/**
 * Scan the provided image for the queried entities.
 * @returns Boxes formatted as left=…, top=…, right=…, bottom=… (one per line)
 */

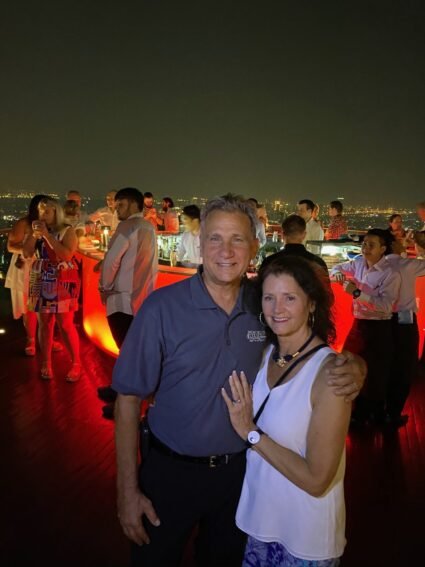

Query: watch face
left=247, top=430, right=261, bottom=445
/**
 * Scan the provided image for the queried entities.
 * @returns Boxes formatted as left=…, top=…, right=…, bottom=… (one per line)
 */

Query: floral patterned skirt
left=242, top=536, right=341, bottom=567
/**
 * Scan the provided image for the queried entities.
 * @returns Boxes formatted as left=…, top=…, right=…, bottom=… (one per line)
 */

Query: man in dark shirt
left=262, top=214, right=328, bottom=273
left=112, top=196, right=364, bottom=567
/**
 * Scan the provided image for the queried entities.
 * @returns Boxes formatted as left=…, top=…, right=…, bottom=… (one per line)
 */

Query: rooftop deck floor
left=0, top=284, right=424, bottom=567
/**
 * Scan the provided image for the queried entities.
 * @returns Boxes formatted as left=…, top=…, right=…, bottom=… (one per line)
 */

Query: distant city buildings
left=0, top=191, right=421, bottom=231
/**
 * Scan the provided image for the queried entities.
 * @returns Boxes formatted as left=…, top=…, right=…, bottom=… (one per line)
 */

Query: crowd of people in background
left=4, top=189, right=425, bottom=566
left=5, top=191, right=425, bottom=377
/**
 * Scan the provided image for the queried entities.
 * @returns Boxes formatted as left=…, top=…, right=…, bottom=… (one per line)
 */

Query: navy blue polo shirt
left=112, top=269, right=266, bottom=456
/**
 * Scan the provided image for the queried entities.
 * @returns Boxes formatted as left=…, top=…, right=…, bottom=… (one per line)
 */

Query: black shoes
left=102, top=403, right=115, bottom=420
left=385, top=414, right=409, bottom=428
left=98, top=386, right=117, bottom=420
left=97, top=385, right=117, bottom=403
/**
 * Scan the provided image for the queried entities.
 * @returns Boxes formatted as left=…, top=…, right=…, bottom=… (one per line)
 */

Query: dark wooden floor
left=1, top=283, right=424, bottom=567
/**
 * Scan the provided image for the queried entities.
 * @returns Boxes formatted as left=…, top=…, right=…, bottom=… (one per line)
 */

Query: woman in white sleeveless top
left=222, top=256, right=352, bottom=566
left=5, top=195, right=47, bottom=355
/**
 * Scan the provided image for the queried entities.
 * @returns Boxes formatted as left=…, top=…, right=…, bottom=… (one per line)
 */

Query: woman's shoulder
left=11, top=216, right=30, bottom=233
left=57, top=224, right=75, bottom=236
left=311, top=350, right=346, bottom=400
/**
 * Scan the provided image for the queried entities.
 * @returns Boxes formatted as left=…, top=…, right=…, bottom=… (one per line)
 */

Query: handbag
left=15, top=255, right=24, bottom=269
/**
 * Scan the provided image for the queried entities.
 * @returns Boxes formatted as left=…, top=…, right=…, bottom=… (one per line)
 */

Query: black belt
left=150, top=433, right=244, bottom=468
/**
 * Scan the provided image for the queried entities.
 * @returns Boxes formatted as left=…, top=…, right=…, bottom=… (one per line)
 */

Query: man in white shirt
left=97, top=187, right=158, bottom=416
left=297, top=199, right=324, bottom=254
left=176, top=204, right=201, bottom=266
left=99, top=187, right=158, bottom=347
left=89, top=190, right=119, bottom=232
left=247, top=198, right=267, bottom=247
left=385, top=239, right=425, bottom=426
left=331, top=229, right=401, bottom=425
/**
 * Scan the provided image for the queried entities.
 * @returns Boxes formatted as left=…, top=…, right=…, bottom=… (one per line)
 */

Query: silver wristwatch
left=247, top=429, right=263, bottom=447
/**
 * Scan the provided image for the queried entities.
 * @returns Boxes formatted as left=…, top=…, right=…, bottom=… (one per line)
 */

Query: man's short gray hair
left=201, top=193, right=258, bottom=238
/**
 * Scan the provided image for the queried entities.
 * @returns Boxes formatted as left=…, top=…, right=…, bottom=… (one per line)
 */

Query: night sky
left=1, top=1, right=424, bottom=206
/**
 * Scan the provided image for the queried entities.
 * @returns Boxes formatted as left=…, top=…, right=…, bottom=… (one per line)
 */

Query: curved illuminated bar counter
left=78, top=243, right=196, bottom=357
left=77, top=235, right=425, bottom=360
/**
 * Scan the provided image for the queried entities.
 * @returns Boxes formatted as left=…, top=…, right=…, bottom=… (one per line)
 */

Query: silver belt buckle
left=209, top=455, right=218, bottom=468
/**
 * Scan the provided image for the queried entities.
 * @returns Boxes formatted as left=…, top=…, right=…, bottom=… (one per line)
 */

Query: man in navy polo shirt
left=112, top=194, right=366, bottom=567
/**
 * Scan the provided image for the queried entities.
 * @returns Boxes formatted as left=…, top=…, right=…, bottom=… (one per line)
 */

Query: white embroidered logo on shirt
left=246, top=330, right=266, bottom=342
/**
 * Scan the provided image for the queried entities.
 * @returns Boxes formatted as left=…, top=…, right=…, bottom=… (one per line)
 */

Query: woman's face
left=38, top=204, right=56, bottom=226
left=390, top=216, right=402, bottom=231
left=262, top=273, right=314, bottom=340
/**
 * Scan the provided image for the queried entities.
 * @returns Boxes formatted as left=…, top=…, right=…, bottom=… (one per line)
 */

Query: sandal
left=40, top=364, right=53, bottom=380
left=25, top=339, right=36, bottom=357
left=66, top=363, right=81, bottom=383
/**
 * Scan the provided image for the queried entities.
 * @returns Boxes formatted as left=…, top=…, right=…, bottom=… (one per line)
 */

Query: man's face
left=161, top=200, right=169, bottom=212
left=200, top=210, right=258, bottom=287
left=115, top=198, right=134, bottom=221
left=144, top=197, right=154, bottom=209
left=296, top=203, right=311, bottom=221
left=67, top=193, right=82, bottom=207
left=106, top=192, right=117, bottom=210
left=361, top=235, right=386, bottom=265
left=181, top=214, right=193, bottom=230
left=328, top=206, right=338, bottom=217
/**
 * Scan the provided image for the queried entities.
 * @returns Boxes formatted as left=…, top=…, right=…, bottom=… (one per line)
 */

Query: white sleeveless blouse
left=236, top=345, right=346, bottom=560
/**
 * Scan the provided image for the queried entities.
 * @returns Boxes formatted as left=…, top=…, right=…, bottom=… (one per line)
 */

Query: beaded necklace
left=272, top=332, right=316, bottom=368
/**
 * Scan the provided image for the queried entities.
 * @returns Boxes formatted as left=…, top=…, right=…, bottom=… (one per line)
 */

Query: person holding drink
left=23, top=197, right=81, bottom=381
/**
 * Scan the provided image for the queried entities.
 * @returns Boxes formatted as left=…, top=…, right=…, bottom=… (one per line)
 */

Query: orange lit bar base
left=80, top=253, right=196, bottom=357
left=80, top=252, right=425, bottom=360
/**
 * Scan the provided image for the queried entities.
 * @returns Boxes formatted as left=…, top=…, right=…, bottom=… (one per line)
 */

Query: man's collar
left=365, top=255, right=388, bottom=271
left=189, top=266, right=246, bottom=311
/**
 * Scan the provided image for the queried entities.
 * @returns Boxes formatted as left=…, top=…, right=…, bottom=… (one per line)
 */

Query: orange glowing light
left=81, top=254, right=425, bottom=361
